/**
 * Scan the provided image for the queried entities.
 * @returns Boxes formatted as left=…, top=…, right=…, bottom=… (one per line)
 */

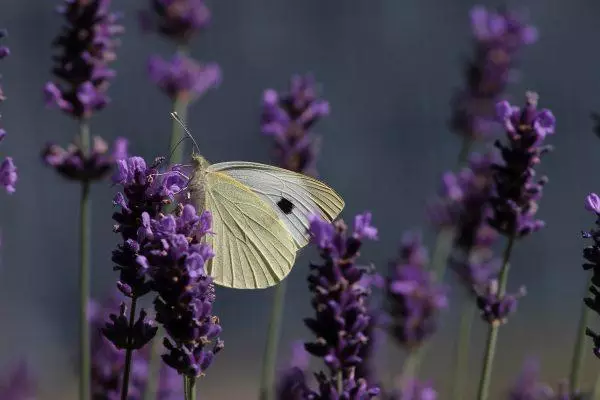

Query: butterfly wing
left=203, top=170, right=297, bottom=289
left=207, top=161, right=345, bottom=248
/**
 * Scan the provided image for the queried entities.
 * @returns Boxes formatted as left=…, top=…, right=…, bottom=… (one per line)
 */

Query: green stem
left=457, top=138, right=473, bottom=166
left=476, top=236, right=515, bottom=400
left=120, top=297, right=138, bottom=400
left=336, top=370, right=343, bottom=394
left=569, top=278, right=592, bottom=397
left=169, top=96, right=190, bottom=166
left=259, top=280, right=287, bottom=400
left=592, top=368, right=600, bottom=400
left=399, top=349, right=420, bottom=392
left=430, top=228, right=456, bottom=281
left=451, top=300, right=476, bottom=400
left=79, top=121, right=91, bottom=400
left=185, top=376, right=197, bottom=400
left=143, top=332, right=162, bottom=400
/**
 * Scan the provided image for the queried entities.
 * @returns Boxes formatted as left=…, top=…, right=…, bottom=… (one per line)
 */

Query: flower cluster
left=0, top=30, right=16, bottom=194
left=304, top=213, right=380, bottom=399
left=386, top=232, right=447, bottom=350
left=488, top=92, right=555, bottom=238
left=261, top=75, right=330, bottom=175
left=143, top=203, right=223, bottom=377
left=44, top=0, right=124, bottom=119
left=0, top=363, right=35, bottom=400
left=111, top=156, right=223, bottom=377
left=42, top=136, right=127, bottom=182
left=475, top=279, right=526, bottom=326
left=509, top=359, right=570, bottom=400
left=140, top=0, right=210, bottom=44
left=90, top=295, right=183, bottom=399
left=148, top=53, right=221, bottom=103
left=450, top=6, right=537, bottom=140
left=582, top=193, right=600, bottom=358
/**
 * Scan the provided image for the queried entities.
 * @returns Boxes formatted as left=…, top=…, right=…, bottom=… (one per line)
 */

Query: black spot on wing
left=276, top=197, right=294, bottom=214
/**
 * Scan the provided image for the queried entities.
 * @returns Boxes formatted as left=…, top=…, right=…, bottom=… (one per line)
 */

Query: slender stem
left=457, top=138, right=473, bottom=166
left=120, top=297, right=138, bottom=400
left=336, top=370, right=343, bottom=394
left=185, top=376, right=197, bottom=400
left=143, top=333, right=162, bottom=400
left=169, top=96, right=190, bottom=166
left=451, top=300, right=476, bottom=400
left=477, top=236, right=515, bottom=400
left=79, top=121, right=91, bottom=400
left=569, top=277, right=592, bottom=397
left=259, top=280, right=287, bottom=400
left=399, top=349, right=420, bottom=392
left=430, top=228, right=456, bottom=281
left=593, top=368, right=600, bottom=400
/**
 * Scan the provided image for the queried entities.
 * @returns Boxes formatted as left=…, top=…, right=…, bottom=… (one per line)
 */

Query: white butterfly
left=169, top=112, right=345, bottom=289
left=187, top=154, right=345, bottom=289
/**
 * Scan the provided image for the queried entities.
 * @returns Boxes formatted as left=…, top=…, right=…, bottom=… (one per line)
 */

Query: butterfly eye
left=277, top=198, right=295, bottom=215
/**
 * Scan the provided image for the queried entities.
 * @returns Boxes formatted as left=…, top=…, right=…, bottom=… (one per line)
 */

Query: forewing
left=208, top=161, right=345, bottom=248
left=204, top=170, right=297, bottom=289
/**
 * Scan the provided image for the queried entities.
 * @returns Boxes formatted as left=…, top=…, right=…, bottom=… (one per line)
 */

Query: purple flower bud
left=586, top=193, right=600, bottom=214
left=139, top=0, right=211, bottom=43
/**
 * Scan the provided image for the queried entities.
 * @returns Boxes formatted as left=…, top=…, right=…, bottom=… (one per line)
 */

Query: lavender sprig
left=140, top=0, right=210, bottom=44
left=303, top=213, right=380, bottom=399
left=275, top=342, right=310, bottom=400
left=477, top=93, right=555, bottom=400
left=0, top=30, right=17, bottom=195
left=259, top=74, right=330, bottom=400
left=43, top=3, right=124, bottom=399
left=509, top=359, right=571, bottom=400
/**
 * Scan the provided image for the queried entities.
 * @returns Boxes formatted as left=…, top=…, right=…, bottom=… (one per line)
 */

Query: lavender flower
left=276, top=342, right=310, bottom=400
left=90, top=296, right=183, bottom=399
left=509, top=359, right=571, bottom=400
left=450, top=6, right=537, bottom=140
left=488, top=92, right=555, bottom=238
left=140, top=0, right=210, bottom=44
left=42, top=136, right=127, bottom=182
left=44, top=0, right=124, bottom=119
left=261, top=75, right=330, bottom=175
left=386, top=232, right=447, bottom=350
left=111, top=156, right=187, bottom=298
left=582, top=193, right=600, bottom=358
left=145, top=204, right=223, bottom=377
left=0, top=30, right=16, bottom=194
left=303, top=213, right=380, bottom=399
left=0, top=363, right=35, bottom=400
left=476, top=279, right=526, bottom=326
left=148, top=53, right=221, bottom=102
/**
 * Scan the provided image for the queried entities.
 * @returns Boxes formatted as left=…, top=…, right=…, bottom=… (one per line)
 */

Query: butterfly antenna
left=170, top=112, right=201, bottom=155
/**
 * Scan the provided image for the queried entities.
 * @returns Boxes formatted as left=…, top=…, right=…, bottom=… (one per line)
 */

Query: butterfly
left=171, top=113, right=345, bottom=289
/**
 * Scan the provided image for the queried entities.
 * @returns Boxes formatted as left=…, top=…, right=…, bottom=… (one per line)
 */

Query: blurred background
left=0, top=0, right=598, bottom=398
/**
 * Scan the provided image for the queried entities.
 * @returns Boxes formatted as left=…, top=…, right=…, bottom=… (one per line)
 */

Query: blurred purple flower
left=276, top=342, right=310, bottom=400
left=139, top=0, right=210, bottom=44
left=488, top=92, right=555, bottom=238
left=476, top=279, right=525, bottom=326
left=388, top=379, right=438, bottom=400
left=90, top=295, right=183, bottom=399
left=148, top=53, right=221, bottom=102
left=450, top=6, right=536, bottom=140
left=143, top=203, right=223, bottom=377
left=0, top=363, right=35, bottom=400
left=304, top=213, right=380, bottom=399
left=509, top=358, right=571, bottom=400
left=42, top=136, right=128, bottom=182
left=261, top=74, right=330, bottom=176
left=0, top=30, right=17, bottom=194
left=386, top=232, right=448, bottom=350
left=44, top=0, right=124, bottom=119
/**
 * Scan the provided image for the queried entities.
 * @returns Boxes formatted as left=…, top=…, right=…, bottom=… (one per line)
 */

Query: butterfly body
left=187, top=153, right=344, bottom=289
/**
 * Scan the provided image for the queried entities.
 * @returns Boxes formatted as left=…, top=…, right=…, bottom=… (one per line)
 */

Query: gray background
left=0, top=0, right=597, bottom=398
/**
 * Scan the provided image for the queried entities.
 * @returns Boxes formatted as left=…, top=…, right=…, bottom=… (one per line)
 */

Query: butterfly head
left=191, top=154, right=210, bottom=172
